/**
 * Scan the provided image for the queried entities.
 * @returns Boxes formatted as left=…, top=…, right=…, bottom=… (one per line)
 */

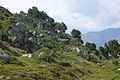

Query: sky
left=0, top=0, right=120, bottom=33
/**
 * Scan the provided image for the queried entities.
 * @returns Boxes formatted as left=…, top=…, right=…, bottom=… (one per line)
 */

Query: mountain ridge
left=82, top=28, right=120, bottom=47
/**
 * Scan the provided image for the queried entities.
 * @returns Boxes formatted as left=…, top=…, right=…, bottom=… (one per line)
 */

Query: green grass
left=0, top=51, right=120, bottom=80
left=0, top=41, right=120, bottom=80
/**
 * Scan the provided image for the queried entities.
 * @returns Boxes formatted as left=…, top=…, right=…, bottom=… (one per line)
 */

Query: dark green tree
left=48, top=17, right=54, bottom=23
left=71, top=29, right=81, bottom=38
left=107, top=40, right=119, bottom=58
left=20, top=11, right=26, bottom=15
left=54, top=22, right=67, bottom=33
left=85, top=42, right=96, bottom=51
left=61, top=22, right=67, bottom=32
left=99, top=46, right=109, bottom=59
left=28, top=7, right=49, bottom=20
left=28, top=7, right=40, bottom=19
left=59, top=33, right=71, bottom=39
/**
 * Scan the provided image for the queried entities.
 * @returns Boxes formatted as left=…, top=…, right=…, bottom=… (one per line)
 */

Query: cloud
left=62, top=0, right=120, bottom=33
left=39, top=0, right=120, bottom=33
left=37, top=0, right=102, bottom=33
left=0, top=0, right=120, bottom=33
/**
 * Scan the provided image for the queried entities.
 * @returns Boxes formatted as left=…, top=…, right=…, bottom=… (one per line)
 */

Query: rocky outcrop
left=0, top=6, right=12, bottom=14
left=0, top=6, right=69, bottom=52
left=0, top=51, right=9, bottom=57
left=38, top=22, right=54, bottom=31
left=0, top=51, right=10, bottom=63
left=78, top=51, right=90, bottom=61
left=7, top=20, right=68, bottom=52
left=8, top=22, right=26, bottom=36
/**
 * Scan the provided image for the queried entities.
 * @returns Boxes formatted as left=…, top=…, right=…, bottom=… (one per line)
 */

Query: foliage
left=71, top=29, right=81, bottom=38
left=48, top=17, right=54, bottom=23
left=58, top=33, right=71, bottom=39
left=107, top=40, right=120, bottom=58
left=98, top=40, right=120, bottom=59
left=28, top=6, right=49, bottom=20
left=54, top=22, right=67, bottom=33
left=85, top=42, right=96, bottom=51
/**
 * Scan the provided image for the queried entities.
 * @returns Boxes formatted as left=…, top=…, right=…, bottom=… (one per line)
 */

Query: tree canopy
left=71, top=29, right=81, bottom=38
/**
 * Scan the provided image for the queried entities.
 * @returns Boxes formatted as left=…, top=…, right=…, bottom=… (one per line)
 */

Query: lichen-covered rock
left=78, top=51, right=90, bottom=61
left=0, top=56, right=10, bottom=63
left=8, top=23, right=26, bottom=36
left=38, top=22, right=54, bottom=31
left=0, top=51, right=10, bottom=63
left=0, top=51, right=9, bottom=57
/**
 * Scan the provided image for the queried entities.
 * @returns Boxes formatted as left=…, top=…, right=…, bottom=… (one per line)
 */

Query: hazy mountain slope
left=112, top=34, right=120, bottom=43
left=82, top=28, right=120, bottom=47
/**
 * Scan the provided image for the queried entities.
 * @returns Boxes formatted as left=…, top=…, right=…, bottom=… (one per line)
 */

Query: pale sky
left=0, top=0, right=120, bottom=33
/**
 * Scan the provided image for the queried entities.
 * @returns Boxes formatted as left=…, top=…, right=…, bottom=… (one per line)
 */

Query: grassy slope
left=0, top=49, right=120, bottom=80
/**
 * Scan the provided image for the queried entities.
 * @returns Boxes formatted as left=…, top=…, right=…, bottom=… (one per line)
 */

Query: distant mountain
left=82, top=28, right=120, bottom=47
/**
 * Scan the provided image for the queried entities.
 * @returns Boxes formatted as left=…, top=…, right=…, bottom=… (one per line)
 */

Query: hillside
left=0, top=6, right=120, bottom=80
left=0, top=40, right=120, bottom=80
left=82, top=28, right=120, bottom=47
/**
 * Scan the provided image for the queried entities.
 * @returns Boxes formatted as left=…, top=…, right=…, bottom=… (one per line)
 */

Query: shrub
left=112, top=60, right=118, bottom=66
